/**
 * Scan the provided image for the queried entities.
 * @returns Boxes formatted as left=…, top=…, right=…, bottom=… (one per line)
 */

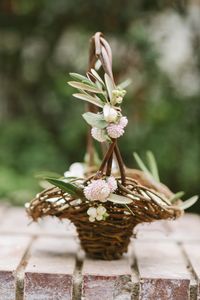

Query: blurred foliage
left=0, top=0, right=199, bottom=211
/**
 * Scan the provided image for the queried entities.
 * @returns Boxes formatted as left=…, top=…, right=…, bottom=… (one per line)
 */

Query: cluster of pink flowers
left=91, top=116, right=128, bottom=142
left=84, top=176, right=117, bottom=202
left=107, top=116, right=128, bottom=139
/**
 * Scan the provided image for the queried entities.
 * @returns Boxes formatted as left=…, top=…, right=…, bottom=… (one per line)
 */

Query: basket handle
left=86, top=32, right=114, bottom=167
left=88, top=32, right=114, bottom=81
left=86, top=32, right=126, bottom=184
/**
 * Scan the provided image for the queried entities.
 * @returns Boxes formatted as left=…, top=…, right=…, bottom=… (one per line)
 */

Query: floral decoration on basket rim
left=26, top=32, right=198, bottom=260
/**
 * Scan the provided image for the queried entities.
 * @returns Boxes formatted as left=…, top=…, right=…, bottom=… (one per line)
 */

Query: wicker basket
left=26, top=32, right=184, bottom=260
left=27, top=174, right=182, bottom=260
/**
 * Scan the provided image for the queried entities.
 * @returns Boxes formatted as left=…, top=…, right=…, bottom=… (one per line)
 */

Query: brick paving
left=0, top=204, right=199, bottom=299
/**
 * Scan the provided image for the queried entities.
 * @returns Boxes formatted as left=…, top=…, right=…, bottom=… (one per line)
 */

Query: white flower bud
left=111, top=89, right=126, bottom=105
left=96, top=205, right=107, bottom=220
left=87, top=207, right=97, bottom=218
left=64, top=162, right=85, bottom=178
left=87, top=205, right=108, bottom=222
left=89, top=216, right=95, bottom=222
left=96, top=214, right=103, bottom=221
left=96, top=205, right=106, bottom=215
left=115, top=96, right=123, bottom=104
left=103, top=104, right=118, bottom=123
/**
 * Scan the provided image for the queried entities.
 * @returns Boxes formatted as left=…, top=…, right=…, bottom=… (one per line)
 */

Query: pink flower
left=119, top=116, right=128, bottom=128
left=106, top=124, right=124, bottom=138
left=91, top=127, right=107, bottom=142
left=106, top=176, right=117, bottom=192
left=84, top=179, right=110, bottom=202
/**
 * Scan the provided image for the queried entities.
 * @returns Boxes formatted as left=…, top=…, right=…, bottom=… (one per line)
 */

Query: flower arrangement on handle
left=26, top=32, right=198, bottom=260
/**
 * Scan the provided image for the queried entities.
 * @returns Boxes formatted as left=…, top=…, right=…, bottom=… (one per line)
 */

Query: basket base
left=74, top=220, right=135, bottom=260
left=83, top=245, right=128, bottom=260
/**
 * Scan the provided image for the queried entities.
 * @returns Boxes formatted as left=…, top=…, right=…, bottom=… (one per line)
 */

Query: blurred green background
left=0, top=0, right=199, bottom=211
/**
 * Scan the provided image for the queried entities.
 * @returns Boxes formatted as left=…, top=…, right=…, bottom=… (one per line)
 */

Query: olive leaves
left=68, top=71, right=115, bottom=129
left=179, top=195, right=198, bottom=210
left=82, top=112, right=107, bottom=129
left=104, top=73, right=115, bottom=100
left=68, top=70, right=109, bottom=108
left=68, top=70, right=128, bottom=143
left=68, top=81, right=104, bottom=94
left=107, top=193, right=133, bottom=204
left=133, top=151, right=160, bottom=182
left=44, top=177, right=83, bottom=198
left=133, top=151, right=199, bottom=210
left=72, top=93, right=104, bottom=108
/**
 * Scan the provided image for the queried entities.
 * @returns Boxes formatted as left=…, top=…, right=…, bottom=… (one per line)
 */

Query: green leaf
left=45, top=178, right=82, bottom=197
left=133, top=152, right=152, bottom=177
left=179, top=195, right=198, bottom=210
left=170, top=191, right=185, bottom=203
left=70, top=73, right=97, bottom=88
left=95, top=91, right=108, bottom=103
left=117, top=78, right=132, bottom=89
left=107, top=193, right=133, bottom=204
left=63, top=176, right=80, bottom=181
left=82, top=80, right=97, bottom=88
left=72, top=93, right=103, bottom=108
left=90, top=69, right=105, bottom=85
left=145, top=190, right=170, bottom=206
left=68, top=81, right=104, bottom=94
left=95, top=59, right=101, bottom=70
left=82, top=112, right=107, bottom=129
left=69, top=73, right=88, bottom=82
left=146, top=151, right=160, bottom=182
left=102, top=212, right=109, bottom=220
left=104, top=73, right=115, bottom=99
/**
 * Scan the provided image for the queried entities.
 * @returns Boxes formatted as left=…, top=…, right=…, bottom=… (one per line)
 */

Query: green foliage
left=170, top=192, right=185, bottom=203
left=133, top=152, right=153, bottom=179
left=45, top=178, right=83, bottom=197
left=180, top=196, right=199, bottom=210
left=82, top=112, right=107, bottom=129
left=108, top=193, right=133, bottom=204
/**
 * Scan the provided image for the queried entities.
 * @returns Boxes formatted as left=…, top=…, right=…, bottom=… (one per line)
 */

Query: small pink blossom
left=106, top=124, right=124, bottom=138
left=91, top=127, right=107, bottom=142
left=106, top=176, right=117, bottom=192
left=119, top=116, right=128, bottom=128
left=84, top=179, right=110, bottom=202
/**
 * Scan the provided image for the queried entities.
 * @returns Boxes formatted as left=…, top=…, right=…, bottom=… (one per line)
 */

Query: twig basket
left=26, top=32, right=188, bottom=260
left=27, top=175, right=182, bottom=260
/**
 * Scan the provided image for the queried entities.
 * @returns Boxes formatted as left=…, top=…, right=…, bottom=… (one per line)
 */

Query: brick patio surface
left=0, top=204, right=200, bottom=300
